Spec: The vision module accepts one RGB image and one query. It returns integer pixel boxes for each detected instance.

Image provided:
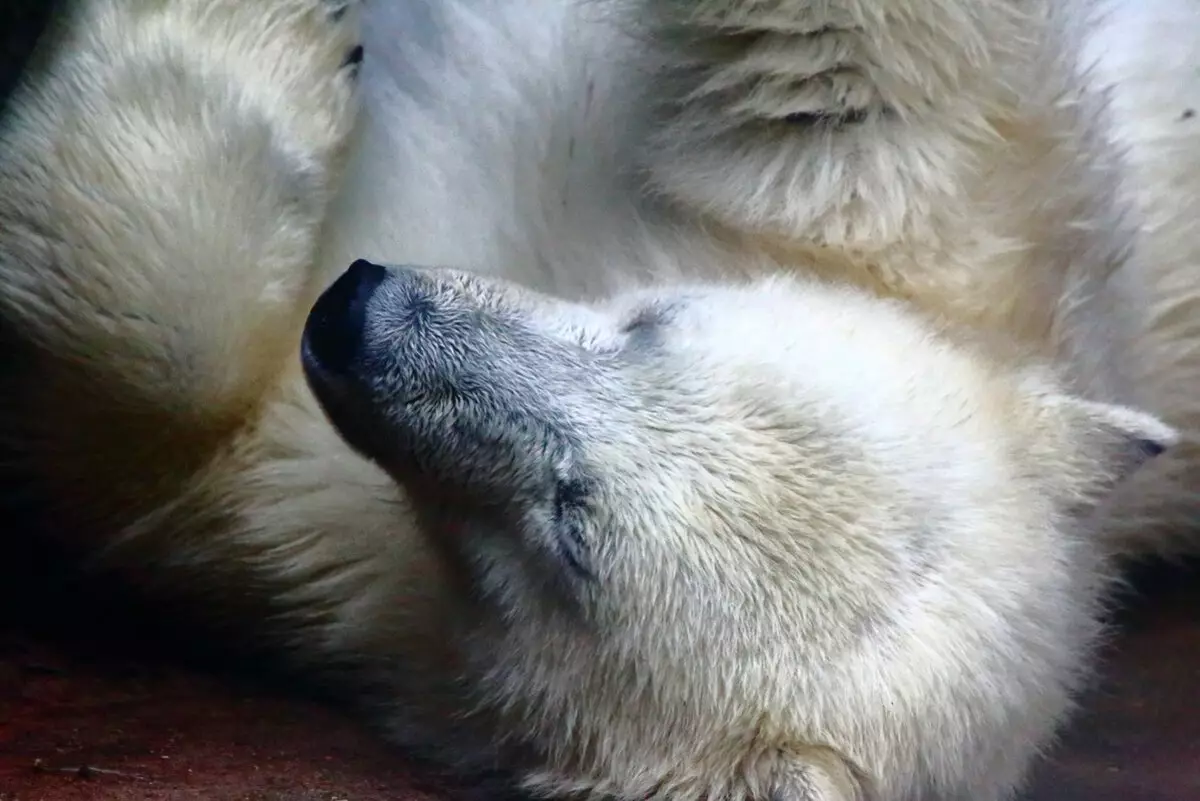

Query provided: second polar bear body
[3,0,1199,800]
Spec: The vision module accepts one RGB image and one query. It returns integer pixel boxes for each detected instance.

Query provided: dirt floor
[2,563,1200,801]
[1,637,432,801]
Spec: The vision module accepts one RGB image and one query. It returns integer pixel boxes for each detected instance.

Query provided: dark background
[0,0,61,109]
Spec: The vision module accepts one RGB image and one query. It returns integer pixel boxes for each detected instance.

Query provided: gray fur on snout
[323,265,617,583]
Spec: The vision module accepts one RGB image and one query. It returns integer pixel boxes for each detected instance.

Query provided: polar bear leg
[0,0,362,526]
[634,0,1033,245]
[1081,0,1200,560]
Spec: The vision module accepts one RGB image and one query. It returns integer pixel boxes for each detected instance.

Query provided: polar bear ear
[752,746,871,801]
[1071,399,1178,472]
[1033,391,1178,506]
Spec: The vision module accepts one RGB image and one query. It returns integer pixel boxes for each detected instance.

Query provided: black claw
[342,44,364,71]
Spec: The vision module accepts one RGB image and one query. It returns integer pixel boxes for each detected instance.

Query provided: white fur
[1,0,1198,800]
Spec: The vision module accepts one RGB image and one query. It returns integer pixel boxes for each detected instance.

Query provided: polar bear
[1,0,1198,800]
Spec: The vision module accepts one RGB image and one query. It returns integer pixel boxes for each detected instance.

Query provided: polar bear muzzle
[301,259,613,588]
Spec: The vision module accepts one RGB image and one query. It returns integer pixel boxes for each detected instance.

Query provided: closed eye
[620,302,678,337]
[551,477,594,580]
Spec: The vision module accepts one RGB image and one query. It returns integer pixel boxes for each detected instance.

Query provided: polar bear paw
[165,0,366,184]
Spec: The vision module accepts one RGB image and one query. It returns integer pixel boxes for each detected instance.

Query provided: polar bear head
[300,258,1173,801]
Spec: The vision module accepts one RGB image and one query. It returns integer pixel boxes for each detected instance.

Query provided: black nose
[302,258,388,376]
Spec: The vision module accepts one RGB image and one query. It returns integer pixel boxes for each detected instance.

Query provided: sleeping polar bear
[2,0,1199,799]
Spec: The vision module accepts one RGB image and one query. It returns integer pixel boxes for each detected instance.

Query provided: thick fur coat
[1,0,1198,799]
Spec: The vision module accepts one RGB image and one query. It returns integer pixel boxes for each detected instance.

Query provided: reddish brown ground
[0,637,438,801]
[2,562,1199,801]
